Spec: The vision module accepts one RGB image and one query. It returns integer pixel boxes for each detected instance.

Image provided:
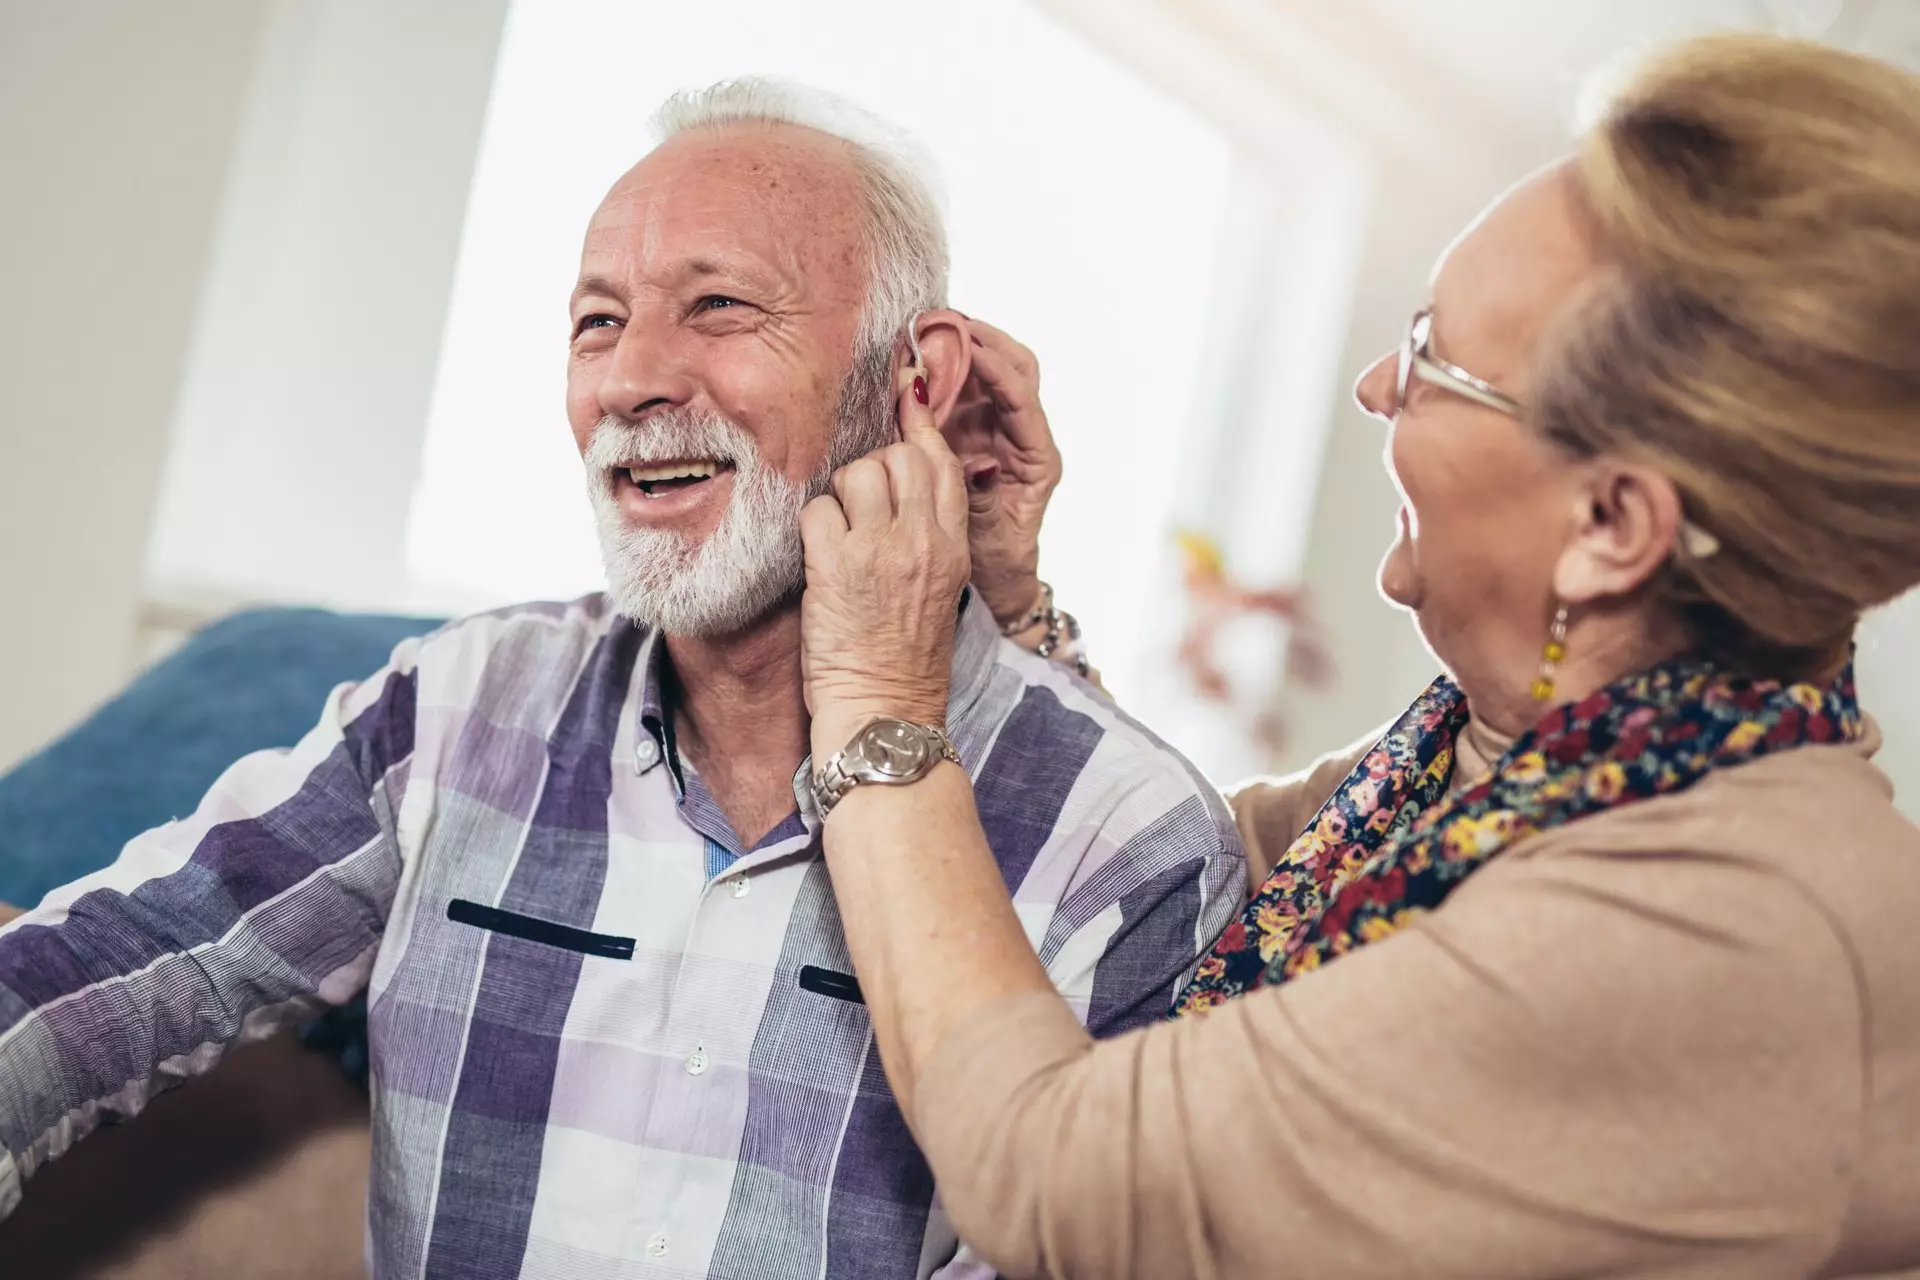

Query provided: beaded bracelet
[997,580,1091,677]
[1000,581,1054,636]
[1032,599,1091,678]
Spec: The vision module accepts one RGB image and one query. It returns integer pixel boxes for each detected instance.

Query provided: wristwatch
[811,718,962,821]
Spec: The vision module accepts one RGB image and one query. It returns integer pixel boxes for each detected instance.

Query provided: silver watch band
[811,724,961,821]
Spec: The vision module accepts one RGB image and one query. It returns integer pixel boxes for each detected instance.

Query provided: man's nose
[597,313,696,421]
[1353,350,1396,423]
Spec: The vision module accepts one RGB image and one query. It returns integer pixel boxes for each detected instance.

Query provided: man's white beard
[584,343,894,637]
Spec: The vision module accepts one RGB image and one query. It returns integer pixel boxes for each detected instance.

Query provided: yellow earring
[1531,603,1569,702]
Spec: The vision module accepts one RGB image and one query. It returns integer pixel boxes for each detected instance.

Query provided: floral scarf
[1173,655,1863,1016]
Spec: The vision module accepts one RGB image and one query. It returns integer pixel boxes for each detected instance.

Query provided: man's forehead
[580,125,867,284]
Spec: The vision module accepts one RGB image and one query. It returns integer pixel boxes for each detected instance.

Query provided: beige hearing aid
[906,311,926,369]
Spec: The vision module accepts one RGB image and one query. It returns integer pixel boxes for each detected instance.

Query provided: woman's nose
[1353,351,1396,422]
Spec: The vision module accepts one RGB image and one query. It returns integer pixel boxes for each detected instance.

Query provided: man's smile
[625,458,733,496]
[610,456,738,527]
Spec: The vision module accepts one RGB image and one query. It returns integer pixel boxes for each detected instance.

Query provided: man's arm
[1034,766,1244,1039]
[0,641,422,1218]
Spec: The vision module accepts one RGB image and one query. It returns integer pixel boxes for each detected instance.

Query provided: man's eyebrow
[569,274,623,306]
[681,256,783,289]
[569,256,787,306]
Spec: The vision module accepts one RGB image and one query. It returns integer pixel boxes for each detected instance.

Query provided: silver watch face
[852,719,932,780]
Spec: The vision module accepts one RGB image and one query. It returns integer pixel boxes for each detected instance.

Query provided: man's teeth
[628,461,723,485]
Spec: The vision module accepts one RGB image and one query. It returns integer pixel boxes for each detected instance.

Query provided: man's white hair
[650,77,949,354]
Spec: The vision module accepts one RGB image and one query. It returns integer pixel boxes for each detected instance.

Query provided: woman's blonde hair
[1535,33,1920,678]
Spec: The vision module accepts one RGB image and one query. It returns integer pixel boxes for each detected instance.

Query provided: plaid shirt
[0,594,1242,1279]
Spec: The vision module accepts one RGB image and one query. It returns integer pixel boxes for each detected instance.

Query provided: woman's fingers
[830,368,968,537]
[965,317,1039,385]
[894,366,970,535]
[879,440,931,507]
[965,342,1057,460]
[800,492,850,545]
[800,366,972,754]
[832,455,894,529]
[965,342,1034,411]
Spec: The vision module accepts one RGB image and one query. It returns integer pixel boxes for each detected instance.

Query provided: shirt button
[635,739,658,767]
[645,1231,670,1259]
[685,1045,709,1076]
[726,875,750,899]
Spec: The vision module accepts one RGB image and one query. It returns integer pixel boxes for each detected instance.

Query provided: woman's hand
[942,319,1063,629]
[801,371,1054,1133]
[801,366,973,759]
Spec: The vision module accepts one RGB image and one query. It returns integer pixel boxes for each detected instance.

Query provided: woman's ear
[1552,461,1685,605]
[904,309,973,429]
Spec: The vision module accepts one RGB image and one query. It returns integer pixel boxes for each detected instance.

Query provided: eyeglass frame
[1389,306,1720,559]
[1394,307,1523,418]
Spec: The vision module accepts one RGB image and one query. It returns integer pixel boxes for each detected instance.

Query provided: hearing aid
[906,311,927,369]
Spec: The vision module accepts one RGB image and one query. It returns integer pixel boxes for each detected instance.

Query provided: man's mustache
[583,411,756,470]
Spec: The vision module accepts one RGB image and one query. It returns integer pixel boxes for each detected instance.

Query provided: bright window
[408,0,1235,712]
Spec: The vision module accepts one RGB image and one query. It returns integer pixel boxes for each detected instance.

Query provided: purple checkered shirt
[0,593,1242,1278]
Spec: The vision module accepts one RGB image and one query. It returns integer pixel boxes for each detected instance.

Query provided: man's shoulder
[971,642,1246,1004]
[419,593,625,658]
[398,593,634,702]
[973,637,1239,851]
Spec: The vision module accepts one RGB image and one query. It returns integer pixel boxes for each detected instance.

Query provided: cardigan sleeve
[912,835,1866,1280]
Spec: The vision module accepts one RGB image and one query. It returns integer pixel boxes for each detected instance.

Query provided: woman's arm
[799,357,1061,1116]
[816,771,1053,1118]
[907,835,1863,1280]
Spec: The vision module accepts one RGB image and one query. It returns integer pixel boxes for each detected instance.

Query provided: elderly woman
[795,33,1920,1280]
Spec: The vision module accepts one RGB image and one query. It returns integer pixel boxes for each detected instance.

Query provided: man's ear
[902,309,972,430]
[1552,461,1685,606]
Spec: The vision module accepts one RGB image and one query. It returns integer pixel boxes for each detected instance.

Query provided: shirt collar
[635,624,670,758]
[944,587,1003,733]
[631,589,1002,783]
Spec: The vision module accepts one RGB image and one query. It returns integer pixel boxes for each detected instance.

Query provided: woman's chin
[1377,541,1423,612]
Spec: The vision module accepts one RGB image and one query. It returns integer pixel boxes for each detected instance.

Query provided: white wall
[0,0,507,772]
[0,2,271,771]
[1044,0,1555,772]
[145,0,509,617]
[1276,157,1525,768]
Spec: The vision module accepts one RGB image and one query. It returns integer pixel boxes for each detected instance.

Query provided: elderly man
[0,80,1241,1278]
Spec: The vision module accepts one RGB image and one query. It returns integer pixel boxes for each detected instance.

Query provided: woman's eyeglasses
[1392,307,1523,418]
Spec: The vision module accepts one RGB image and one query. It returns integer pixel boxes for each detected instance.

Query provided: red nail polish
[912,376,929,406]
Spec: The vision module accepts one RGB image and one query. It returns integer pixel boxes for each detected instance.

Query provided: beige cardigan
[916,720,1920,1279]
